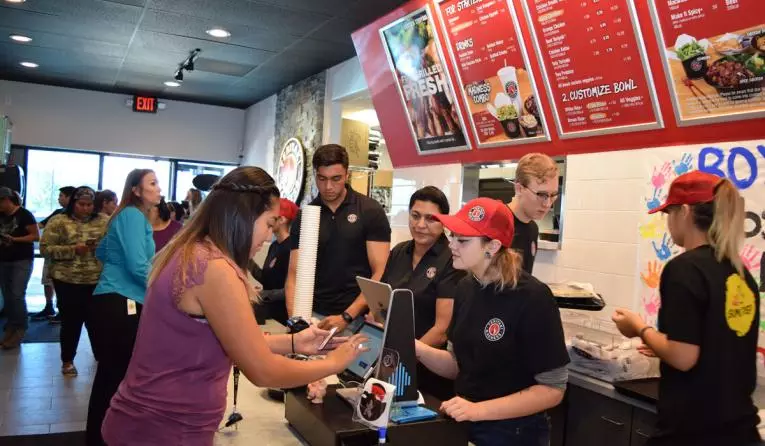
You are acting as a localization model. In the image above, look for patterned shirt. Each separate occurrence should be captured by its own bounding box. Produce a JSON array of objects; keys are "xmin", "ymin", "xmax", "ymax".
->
[{"xmin": 40, "ymin": 213, "xmax": 109, "ymax": 284}]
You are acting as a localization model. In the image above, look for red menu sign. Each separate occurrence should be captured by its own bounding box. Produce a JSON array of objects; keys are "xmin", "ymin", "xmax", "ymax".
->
[
  {"xmin": 522, "ymin": 0, "xmax": 663, "ymax": 138},
  {"xmin": 650, "ymin": 0, "xmax": 765, "ymax": 126},
  {"xmin": 436, "ymin": 0, "xmax": 548, "ymax": 148}
]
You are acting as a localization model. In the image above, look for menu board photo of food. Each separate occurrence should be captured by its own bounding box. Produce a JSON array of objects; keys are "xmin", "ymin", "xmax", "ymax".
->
[
  {"xmin": 522, "ymin": 0, "xmax": 663, "ymax": 139},
  {"xmin": 435, "ymin": 0, "xmax": 548, "ymax": 148},
  {"xmin": 380, "ymin": 6, "xmax": 471, "ymax": 154},
  {"xmin": 650, "ymin": 1, "xmax": 765, "ymax": 125}
]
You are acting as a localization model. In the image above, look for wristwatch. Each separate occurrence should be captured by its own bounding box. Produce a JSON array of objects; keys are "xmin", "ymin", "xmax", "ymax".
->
[{"xmin": 341, "ymin": 311, "xmax": 354, "ymax": 324}]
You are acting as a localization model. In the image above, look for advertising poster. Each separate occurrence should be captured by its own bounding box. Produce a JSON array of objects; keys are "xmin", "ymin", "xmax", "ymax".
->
[
  {"xmin": 649, "ymin": 1, "xmax": 765, "ymax": 126},
  {"xmin": 522, "ymin": 0, "xmax": 663, "ymax": 139},
  {"xmin": 436, "ymin": 0, "xmax": 548, "ymax": 148},
  {"xmin": 380, "ymin": 6, "xmax": 471, "ymax": 154}
]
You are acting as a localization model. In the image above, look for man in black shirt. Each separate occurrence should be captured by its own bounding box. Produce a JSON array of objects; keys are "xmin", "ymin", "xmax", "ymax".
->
[
  {"xmin": 286, "ymin": 144, "xmax": 391, "ymax": 332},
  {"xmin": 0, "ymin": 187, "xmax": 40, "ymax": 348},
  {"xmin": 507, "ymin": 153, "xmax": 559, "ymax": 274},
  {"xmin": 252, "ymin": 198, "xmax": 299, "ymax": 325},
  {"xmin": 34, "ymin": 185, "xmax": 76, "ymax": 321}
]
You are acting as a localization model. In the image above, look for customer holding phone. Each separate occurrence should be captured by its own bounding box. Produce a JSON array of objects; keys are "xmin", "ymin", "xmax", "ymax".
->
[
  {"xmin": 612, "ymin": 172, "xmax": 760, "ymax": 446},
  {"xmin": 417, "ymin": 198, "xmax": 569, "ymax": 446},
  {"xmin": 40, "ymin": 186, "xmax": 108, "ymax": 376}
]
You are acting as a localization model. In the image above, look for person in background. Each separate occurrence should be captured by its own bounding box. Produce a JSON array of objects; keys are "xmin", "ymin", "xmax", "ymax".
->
[
  {"xmin": 252, "ymin": 198, "xmax": 299, "ymax": 325},
  {"xmin": 33, "ymin": 185, "xmax": 76, "ymax": 322},
  {"xmin": 167, "ymin": 201, "xmax": 184, "ymax": 222},
  {"xmin": 185, "ymin": 188, "xmax": 202, "ymax": 217},
  {"xmin": 87, "ymin": 169, "xmax": 160, "ymax": 446},
  {"xmin": 101, "ymin": 166, "xmax": 366, "ymax": 446},
  {"xmin": 418, "ymin": 198, "xmax": 569, "ymax": 446},
  {"xmin": 612, "ymin": 171, "xmax": 760, "ymax": 446},
  {"xmin": 94, "ymin": 190, "xmax": 118, "ymax": 217},
  {"xmin": 507, "ymin": 153, "xmax": 559, "ymax": 274},
  {"xmin": 40, "ymin": 187, "xmax": 108, "ymax": 376},
  {"xmin": 0, "ymin": 187, "xmax": 40, "ymax": 349},
  {"xmin": 380, "ymin": 186, "xmax": 464, "ymax": 400},
  {"xmin": 286, "ymin": 144, "xmax": 391, "ymax": 332},
  {"xmin": 149, "ymin": 197, "xmax": 183, "ymax": 252}
]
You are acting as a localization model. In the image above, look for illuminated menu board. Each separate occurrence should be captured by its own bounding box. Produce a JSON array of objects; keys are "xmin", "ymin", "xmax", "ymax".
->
[
  {"xmin": 436, "ymin": 0, "xmax": 549, "ymax": 148},
  {"xmin": 522, "ymin": 0, "xmax": 663, "ymax": 138},
  {"xmin": 649, "ymin": 0, "xmax": 765, "ymax": 126}
]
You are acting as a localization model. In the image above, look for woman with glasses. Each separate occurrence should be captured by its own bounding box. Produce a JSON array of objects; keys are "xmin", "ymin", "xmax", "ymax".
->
[
  {"xmin": 507, "ymin": 153, "xmax": 560, "ymax": 274},
  {"xmin": 417, "ymin": 197, "xmax": 569, "ymax": 446},
  {"xmin": 380, "ymin": 186, "xmax": 465, "ymax": 399}
]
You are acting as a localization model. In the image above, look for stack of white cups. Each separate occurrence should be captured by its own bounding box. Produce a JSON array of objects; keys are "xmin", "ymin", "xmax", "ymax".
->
[{"xmin": 293, "ymin": 205, "xmax": 321, "ymax": 321}]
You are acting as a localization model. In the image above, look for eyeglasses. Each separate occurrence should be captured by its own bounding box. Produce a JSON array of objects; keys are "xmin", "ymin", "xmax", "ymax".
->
[{"xmin": 522, "ymin": 185, "xmax": 560, "ymax": 203}]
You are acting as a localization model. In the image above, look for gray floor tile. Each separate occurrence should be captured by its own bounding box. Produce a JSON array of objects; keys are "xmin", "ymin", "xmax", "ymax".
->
[
  {"xmin": 0, "ymin": 422, "xmax": 51, "ymax": 436},
  {"xmin": 2, "ymin": 408, "xmax": 86, "ymax": 426},
  {"xmin": 49, "ymin": 421, "xmax": 86, "ymax": 433},
  {"xmin": 0, "ymin": 395, "xmax": 52, "ymax": 412}
]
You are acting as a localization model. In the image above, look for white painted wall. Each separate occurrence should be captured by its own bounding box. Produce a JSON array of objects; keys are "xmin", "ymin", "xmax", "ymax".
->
[
  {"xmin": 0, "ymin": 80, "xmax": 245, "ymax": 163},
  {"xmin": 242, "ymin": 94, "xmax": 277, "ymax": 175},
  {"xmin": 323, "ymin": 57, "xmax": 369, "ymax": 145}
]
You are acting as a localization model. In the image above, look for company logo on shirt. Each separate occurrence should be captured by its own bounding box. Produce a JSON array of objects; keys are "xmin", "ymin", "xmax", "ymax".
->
[
  {"xmin": 426, "ymin": 267, "xmax": 437, "ymax": 279},
  {"xmin": 269, "ymin": 257, "xmax": 277, "ymax": 268},
  {"xmin": 468, "ymin": 206, "xmax": 485, "ymax": 222},
  {"xmin": 348, "ymin": 214, "xmax": 358, "ymax": 224},
  {"xmin": 725, "ymin": 273, "xmax": 756, "ymax": 337},
  {"xmin": 484, "ymin": 318, "xmax": 505, "ymax": 342}
]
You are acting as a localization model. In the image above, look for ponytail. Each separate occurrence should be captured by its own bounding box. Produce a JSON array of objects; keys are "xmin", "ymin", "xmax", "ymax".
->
[
  {"xmin": 709, "ymin": 179, "xmax": 745, "ymax": 275},
  {"xmin": 481, "ymin": 237, "xmax": 523, "ymax": 291},
  {"xmin": 692, "ymin": 179, "xmax": 745, "ymax": 275}
]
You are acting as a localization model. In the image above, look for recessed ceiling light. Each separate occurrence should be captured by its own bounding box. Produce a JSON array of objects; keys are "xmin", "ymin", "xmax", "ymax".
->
[
  {"xmin": 5, "ymin": 0, "xmax": 27, "ymax": 3},
  {"xmin": 20, "ymin": 61, "xmax": 38, "ymax": 68},
  {"xmin": 10, "ymin": 34, "xmax": 32, "ymax": 43},
  {"xmin": 205, "ymin": 28, "xmax": 231, "ymax": 38},
  {"xmin": 164, "ymin": 81, "xmax": 181, "ymax": 87}
]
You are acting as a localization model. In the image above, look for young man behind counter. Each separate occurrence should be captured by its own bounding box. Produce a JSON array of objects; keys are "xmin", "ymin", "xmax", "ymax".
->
[
  {"xmin": 285, "ymin": 144, "xmax": 391, "ymax": 332},
  {"xmin": 507, "ymin": 153, "xmax": 560, "ymax": 274}
]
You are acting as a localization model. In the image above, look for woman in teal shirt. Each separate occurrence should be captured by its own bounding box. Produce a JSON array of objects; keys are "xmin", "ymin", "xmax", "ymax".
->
[{"xmin": 87, "ymin": 169, "xmax": 161, "ymax": 446}]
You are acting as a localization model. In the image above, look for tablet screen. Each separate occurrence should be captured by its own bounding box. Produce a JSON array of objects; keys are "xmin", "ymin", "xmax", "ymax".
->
[{"xmin": 346, "ymin": 323, "xmax": 384, "ymax": 379}]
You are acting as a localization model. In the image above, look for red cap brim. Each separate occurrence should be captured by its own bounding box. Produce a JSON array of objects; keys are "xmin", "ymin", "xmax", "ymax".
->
[
  {"xmin": 647, "ymin": 202, "xmax": 670, "ymax": 214},
  {"xmin": 433, "ymin": 214, "xmax": 483, "ymax": 237}
]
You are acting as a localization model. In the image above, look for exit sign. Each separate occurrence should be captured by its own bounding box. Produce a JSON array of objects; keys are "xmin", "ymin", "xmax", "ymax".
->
[{"xmin": 133, "ymin": 95, "xmax": 158, "ymax": 113}]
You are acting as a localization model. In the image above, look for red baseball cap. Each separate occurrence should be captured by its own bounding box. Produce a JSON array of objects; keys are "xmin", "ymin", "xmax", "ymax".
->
[
  {"xmin": 279, "ymin": 198, "xmax": 299, "ymax": 221},
  {"xmin": 434, "ymin": 198, "xmax": 515, "ymax": 247},
  {"xmin": 648, "ymin": 170, "xmax": 723, "ymax": 214}
]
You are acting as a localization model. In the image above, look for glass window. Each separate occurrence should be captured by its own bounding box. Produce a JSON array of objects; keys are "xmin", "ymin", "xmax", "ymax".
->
[
  {"xmin": 101, "ymin": 155, "xmax": 172, "ymax": 201},
  {"xmin": 25, "ymin": 149, "xmax": 100, "ymax": 220},
  {"xmin": 174, "ymin": 162, "xmax": 236, "ymax": 201}
]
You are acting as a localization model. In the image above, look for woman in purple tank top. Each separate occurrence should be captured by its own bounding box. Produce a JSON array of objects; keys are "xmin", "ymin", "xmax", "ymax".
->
[{"xmin": 101, "ymin": 167, "xmax": 367, "ymax": 446}]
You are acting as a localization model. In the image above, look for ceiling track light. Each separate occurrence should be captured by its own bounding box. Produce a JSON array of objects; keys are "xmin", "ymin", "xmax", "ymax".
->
[{"xmin": 174, "ymin": 70, "xmax": 184, "ymax": 82}]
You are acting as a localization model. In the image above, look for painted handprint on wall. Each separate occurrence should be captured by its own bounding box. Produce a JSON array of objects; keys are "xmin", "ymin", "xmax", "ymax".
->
[
  {"xmin": 740, "ymin": 245, "xmax": 762, "ymax": 272},
  {"xmin": 641, "ymin": 261, "xmax": 663, "ymax": 289},
  {"xmin": 639, "ymin": 215, "xmax": 664, "ymax": 240},
  {"xmin": 651, "ymin": 162, "xmax": 672, "ymax": 189},
  {"xmin": 646, "ymin": 188, "xmax": 662, "ymax": 212},
  {"xmin": 672, "ymin": 153, "xmax": 694, "ymax": 176},
  {"xmin": 641, "ymin": 292, "xmax": 661, "ymax": 318},
  {"xmin": 652, "ymin": 233, "xmax": 674, "ymax": 261}
]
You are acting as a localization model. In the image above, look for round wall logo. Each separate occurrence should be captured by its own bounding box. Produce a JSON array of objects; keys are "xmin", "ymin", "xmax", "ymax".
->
[
  {"xmin": 484, "ymin": 318, "xmax": 505, "ymax": 342},
  {"xmin": 504, "ymin": 80, "xmax": 519, "ymax": 99},
  {"xmin": 468, "ymin": 206, "xmax": 485, "ymax": 222},
  {"xmin": 426, "ymin": 267, "xmax": 437, "ymax": 279},
  {"xmin": 347, "ymin": 214, "xmax": 358, "ymax": 224},
  {"xmin": 275, "ymin": 138, "xmax": 305, "ymax": 203}
]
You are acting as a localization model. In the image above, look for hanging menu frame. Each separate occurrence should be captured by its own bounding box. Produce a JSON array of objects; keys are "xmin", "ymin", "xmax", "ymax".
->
[
  {"xmin": 648, "ymin": 2, "xmax": 765, "ymax": 127},
  {"xmin": 521, "ymin": 0, "xmax": 664, "ymax": 139},
  {"xmin": 434, "ymin": 0, "xmax": 551, "ymax": 149},
  {"xmin": 379, "ymin": 5, "xmax": 472, "ymax": 155}
]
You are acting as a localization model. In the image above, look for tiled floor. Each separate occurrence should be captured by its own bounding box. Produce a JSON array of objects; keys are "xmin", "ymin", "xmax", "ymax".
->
[{"xmin": 0, "ymin": 324, "xmax": 309, "ymax": 445}]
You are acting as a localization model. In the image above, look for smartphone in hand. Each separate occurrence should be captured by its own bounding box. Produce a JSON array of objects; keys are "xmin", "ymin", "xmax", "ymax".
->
[{"xmin": 318, "ymin": 326, "xmax": 339, "ymax": 351}]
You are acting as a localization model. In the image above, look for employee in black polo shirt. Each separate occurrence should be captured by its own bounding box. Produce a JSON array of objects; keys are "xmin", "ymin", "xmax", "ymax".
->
[
  {"xmin": 612, "ymin": 172, "xmax": 760, "ymax": 446},
  {"xmin": 252, "ymin": 198, "xmax": 299, "ymax": 325},
  {"xmin": 417, "ymin": 197, "xmax": 569, "ymax": 446},
  {"xmin": 381, "ymin": 186, "xmax": 464, "ymax": 400},
  {"xmin": 507, "ymin": 153, "xmax": 559, "ymax": 274},
  {"xmin": 286, "ymin": 144, "xmax": 391, "ymax": 332}
]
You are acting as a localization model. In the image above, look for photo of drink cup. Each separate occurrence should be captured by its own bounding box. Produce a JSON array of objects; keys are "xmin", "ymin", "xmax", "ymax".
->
[{"xmin": 497, "ymin": 66, "xmax": 524, "ymax": 115}]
